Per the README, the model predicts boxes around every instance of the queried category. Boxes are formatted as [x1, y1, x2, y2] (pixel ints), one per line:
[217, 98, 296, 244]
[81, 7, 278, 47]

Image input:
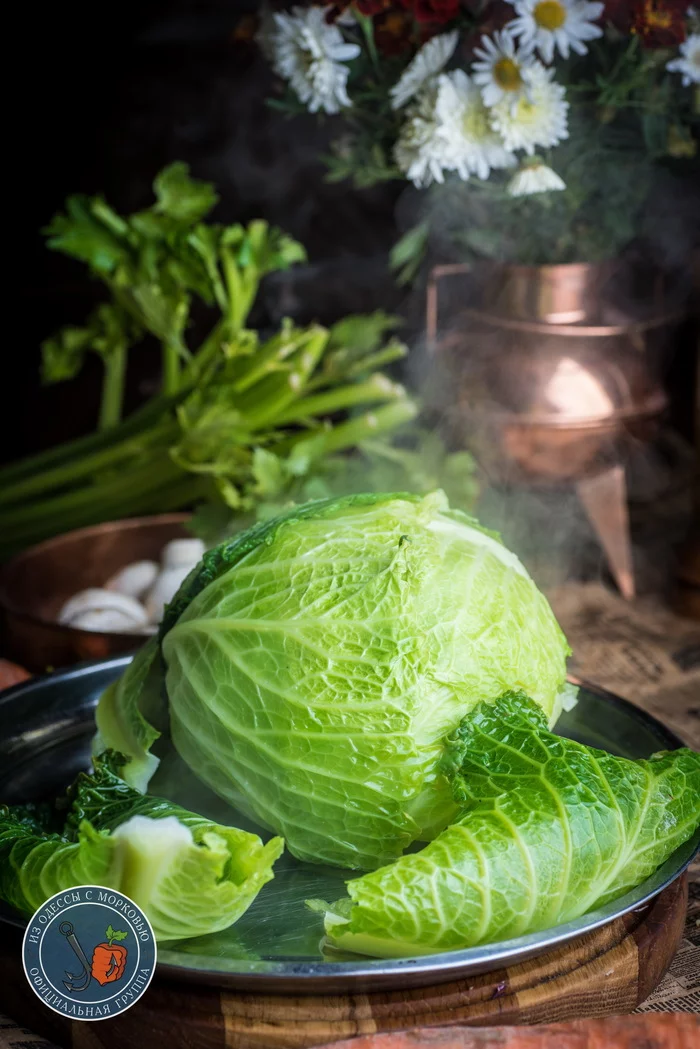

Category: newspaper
[1, 584, 698, 1045]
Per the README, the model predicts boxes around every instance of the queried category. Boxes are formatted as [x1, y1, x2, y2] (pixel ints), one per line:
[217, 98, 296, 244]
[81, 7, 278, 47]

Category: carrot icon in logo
[91, 926, 128, 986]
[58, 922, 129, 991]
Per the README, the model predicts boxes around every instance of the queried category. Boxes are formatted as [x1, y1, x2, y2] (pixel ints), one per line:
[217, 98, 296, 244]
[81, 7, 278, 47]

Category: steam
[397, 189, 697, 596]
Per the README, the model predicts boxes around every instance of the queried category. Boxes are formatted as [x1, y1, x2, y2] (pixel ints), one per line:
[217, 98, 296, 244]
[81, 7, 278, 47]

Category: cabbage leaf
[0, 755, 283, 942]
[323, 691, 700, 956]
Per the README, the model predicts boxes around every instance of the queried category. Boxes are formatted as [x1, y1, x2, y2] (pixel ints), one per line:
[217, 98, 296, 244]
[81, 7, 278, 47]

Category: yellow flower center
[493, 58, 523, 91]
[511, 96, 536, 127]
[641, 1, 672, 30]
[533, 0, 567, 31]
[462, 106, 489, 140]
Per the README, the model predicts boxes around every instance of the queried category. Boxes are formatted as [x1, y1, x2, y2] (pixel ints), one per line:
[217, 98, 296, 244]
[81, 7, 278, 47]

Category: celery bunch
[0, 165, 416, 559]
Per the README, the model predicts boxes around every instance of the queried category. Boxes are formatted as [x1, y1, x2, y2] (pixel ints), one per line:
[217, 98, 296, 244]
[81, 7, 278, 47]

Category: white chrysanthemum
[667, 33, 700, 87]
[390, 31, 459, 110]
[258, 6, 360, 114]
[394, 71, 516, 187]
[507, 160, 566, 196]
[473, 30, 537, 112]
[506, 0, 603, 64]
[490, 62, 569, 154]
[394, 83, 449, 187]
[434, 70, 516, 180]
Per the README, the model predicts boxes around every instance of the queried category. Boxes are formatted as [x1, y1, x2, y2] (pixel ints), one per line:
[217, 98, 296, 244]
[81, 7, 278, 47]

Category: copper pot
[454, 320, 669, 483]
[0, 514, 191, 672]
[483, 262, 613, 324]
[430, 262, 676, 484]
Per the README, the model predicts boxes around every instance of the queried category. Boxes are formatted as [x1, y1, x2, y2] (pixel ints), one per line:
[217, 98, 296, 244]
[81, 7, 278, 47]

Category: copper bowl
[0, 514, 191, 672]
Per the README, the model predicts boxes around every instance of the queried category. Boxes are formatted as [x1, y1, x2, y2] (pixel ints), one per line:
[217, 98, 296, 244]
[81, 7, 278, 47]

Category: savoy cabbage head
[95, 491, 572, 869]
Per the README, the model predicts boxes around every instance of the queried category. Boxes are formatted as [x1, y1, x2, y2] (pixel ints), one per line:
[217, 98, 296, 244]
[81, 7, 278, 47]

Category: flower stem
[356, 13, 379, 76]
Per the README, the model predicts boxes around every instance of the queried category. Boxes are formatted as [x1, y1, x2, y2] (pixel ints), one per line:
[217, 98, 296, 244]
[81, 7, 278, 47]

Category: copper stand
[577, 466, 635, 599]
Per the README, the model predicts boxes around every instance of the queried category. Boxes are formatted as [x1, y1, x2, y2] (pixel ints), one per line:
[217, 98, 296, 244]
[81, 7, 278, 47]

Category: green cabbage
[0, 755, 282, 942]
[95, 491, 572, 869]
[322, 691, 700, 957]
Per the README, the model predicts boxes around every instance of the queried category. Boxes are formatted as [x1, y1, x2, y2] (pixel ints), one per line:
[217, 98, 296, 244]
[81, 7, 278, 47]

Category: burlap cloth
[1, 584, 698, 1046]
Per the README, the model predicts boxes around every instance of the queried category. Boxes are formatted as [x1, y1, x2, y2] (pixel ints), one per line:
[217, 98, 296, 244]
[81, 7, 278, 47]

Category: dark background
[8, 0, 404, 464]
[7, 0, 699, 467]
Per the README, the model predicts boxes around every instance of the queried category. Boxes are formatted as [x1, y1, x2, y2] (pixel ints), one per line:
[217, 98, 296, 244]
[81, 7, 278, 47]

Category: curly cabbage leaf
[322, 691, 700, 956]
[93, 637, 166, 792]
[95, 491, 571, 869]
[0, 755, 283, 942]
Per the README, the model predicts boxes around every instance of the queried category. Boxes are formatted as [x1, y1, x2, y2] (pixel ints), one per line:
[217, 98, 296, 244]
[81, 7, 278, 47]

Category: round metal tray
[1, 656, 697, 994]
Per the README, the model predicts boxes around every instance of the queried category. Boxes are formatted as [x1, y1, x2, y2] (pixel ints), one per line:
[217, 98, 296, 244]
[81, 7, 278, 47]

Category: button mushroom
[58, 588, 149, 632]
[105, 560, 159, 600]
[161, 539, 205, 569]
[143, 539, 205, 625]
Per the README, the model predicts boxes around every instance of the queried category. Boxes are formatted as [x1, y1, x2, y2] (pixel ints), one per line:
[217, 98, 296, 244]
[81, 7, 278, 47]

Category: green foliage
[440, 112, 657, 265]
[43, 164, 307, 404]
[237, 429, 479, 539]
[152, 161, 219, 224]
[389, 222, 430, 287]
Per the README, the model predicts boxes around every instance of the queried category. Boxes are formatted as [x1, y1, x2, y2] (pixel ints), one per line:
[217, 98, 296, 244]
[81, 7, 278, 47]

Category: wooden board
[0, 875, 688, 1049]
[313, 1014, 700, 1049]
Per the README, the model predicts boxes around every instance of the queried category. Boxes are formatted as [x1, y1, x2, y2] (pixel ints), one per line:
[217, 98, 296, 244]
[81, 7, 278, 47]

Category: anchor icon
[59, 921, 93, 992]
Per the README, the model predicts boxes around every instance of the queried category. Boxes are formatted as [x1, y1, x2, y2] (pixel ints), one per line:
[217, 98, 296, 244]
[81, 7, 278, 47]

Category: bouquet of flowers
[258, 2, 699, 271]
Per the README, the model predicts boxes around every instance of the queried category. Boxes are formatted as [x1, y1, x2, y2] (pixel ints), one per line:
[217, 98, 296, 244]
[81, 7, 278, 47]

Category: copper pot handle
[426, 264, 472, 354]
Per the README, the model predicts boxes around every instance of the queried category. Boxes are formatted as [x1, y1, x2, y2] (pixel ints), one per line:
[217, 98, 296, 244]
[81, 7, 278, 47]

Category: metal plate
[1, 656, 698, 994]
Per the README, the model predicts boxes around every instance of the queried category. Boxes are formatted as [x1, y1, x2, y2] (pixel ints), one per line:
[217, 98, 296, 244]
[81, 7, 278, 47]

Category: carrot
[90, 924, 128, 985]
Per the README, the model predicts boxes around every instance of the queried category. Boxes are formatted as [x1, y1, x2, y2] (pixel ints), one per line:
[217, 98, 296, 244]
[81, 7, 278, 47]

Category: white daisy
[434, 71, 516, 180]
[506, 0, 603, 64]
[667, 33, 700, 87]
[258, 6, 360, 114]
[490, 62, 569, 154]
[472, 30, 537, 112]
[390, 31, 459, 110]
[507, 160, 566, 196]
[394, 83, 450, 187]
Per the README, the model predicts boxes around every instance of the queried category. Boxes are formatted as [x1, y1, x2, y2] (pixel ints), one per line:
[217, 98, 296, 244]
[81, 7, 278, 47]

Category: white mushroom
[161, 538, 205, 570]
[144, 565, 196, 625]
[105, 560, 159, 600]
[58, 588, 148, 629]
[67, 608, 151, 634]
